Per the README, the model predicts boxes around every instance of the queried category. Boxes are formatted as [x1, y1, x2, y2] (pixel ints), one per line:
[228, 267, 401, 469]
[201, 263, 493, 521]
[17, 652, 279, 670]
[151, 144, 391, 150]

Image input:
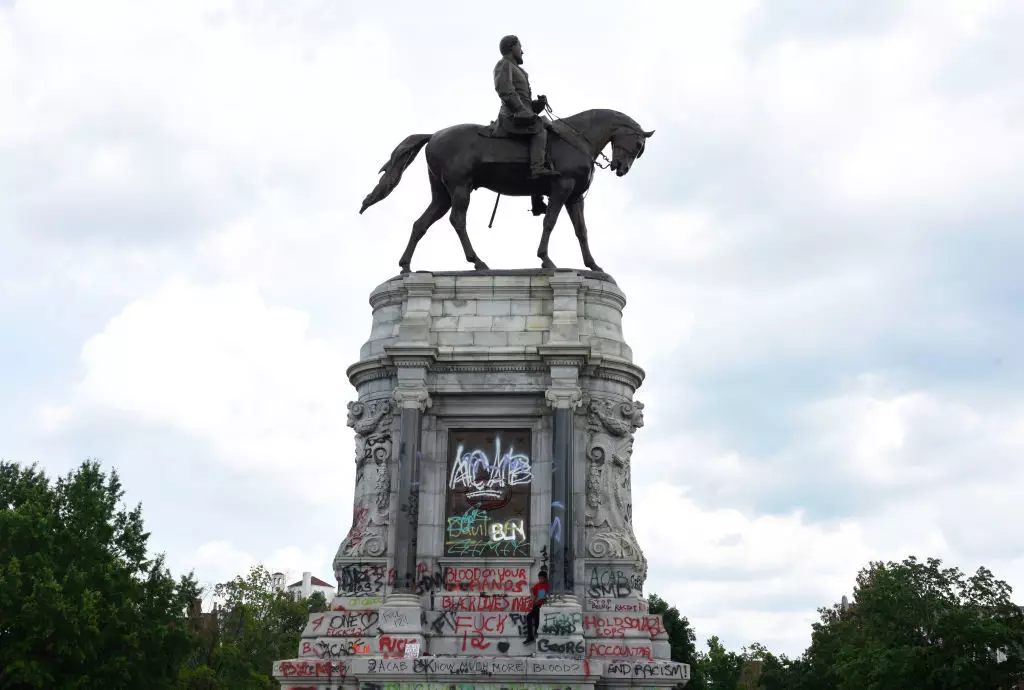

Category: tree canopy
[0, 460, 200, 689]
[180, 564, 328, 689]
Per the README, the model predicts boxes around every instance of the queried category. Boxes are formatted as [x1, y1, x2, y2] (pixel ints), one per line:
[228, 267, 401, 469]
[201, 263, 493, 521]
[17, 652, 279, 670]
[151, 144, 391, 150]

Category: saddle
[476, 119, 580, 165]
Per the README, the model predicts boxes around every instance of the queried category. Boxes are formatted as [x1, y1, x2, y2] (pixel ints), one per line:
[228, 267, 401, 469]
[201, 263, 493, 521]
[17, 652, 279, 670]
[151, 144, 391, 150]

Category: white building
[276, 570, 335, 601]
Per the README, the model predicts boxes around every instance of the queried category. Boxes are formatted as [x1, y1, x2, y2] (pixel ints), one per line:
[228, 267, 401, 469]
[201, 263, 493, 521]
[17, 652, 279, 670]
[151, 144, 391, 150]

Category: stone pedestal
[273, 269, 690, 689]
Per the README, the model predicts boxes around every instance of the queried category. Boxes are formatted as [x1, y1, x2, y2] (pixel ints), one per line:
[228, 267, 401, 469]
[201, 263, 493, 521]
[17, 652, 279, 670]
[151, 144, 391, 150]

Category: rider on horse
[493, 35, 559, 180]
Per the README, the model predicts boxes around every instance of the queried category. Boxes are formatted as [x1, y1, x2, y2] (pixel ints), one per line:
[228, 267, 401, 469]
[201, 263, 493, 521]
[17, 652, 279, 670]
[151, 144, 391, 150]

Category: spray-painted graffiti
[438, 594, 533, 612]
[540, 611, 582, 636]
[336, 561, 445, 596]
[587, 642, 653, 659]
[538, 638, 586, 657]
[444, 566, 529, 593]
[585, 598, 648, 613]
[582, 614, 665, 639]
[448, 438, 533, 500]
[338, 562, 389, 595]
[586, 567, 644, 598]
[445, 429, 532, 558]
[275, 660, 345, 679]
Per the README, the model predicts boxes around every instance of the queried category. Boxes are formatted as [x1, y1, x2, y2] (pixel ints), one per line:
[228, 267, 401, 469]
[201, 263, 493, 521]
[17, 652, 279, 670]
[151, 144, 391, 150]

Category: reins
[543, 104, 612, 170]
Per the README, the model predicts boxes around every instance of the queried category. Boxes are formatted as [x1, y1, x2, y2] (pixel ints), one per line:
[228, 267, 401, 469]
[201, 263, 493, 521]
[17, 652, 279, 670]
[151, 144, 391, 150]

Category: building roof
[287, 575, 334, 588]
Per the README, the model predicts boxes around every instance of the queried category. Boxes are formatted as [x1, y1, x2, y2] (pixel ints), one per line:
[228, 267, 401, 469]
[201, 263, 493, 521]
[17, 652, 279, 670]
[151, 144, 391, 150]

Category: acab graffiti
[445, 429, 533, 558]
[448, 437, 533, 501]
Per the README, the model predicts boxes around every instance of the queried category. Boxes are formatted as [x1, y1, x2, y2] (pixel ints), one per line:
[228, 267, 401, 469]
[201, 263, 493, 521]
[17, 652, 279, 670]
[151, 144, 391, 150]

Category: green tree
[181, 564, 329, 689]
[696, 634, 743, 689]
[741, 642, 808, 690]
[806, 556, 1024, 690]
[0, 459, 200, 689]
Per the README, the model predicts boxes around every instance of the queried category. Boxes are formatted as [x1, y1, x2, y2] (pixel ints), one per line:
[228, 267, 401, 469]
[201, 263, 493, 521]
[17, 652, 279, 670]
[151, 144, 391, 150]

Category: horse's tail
[359, 133, 433, 214]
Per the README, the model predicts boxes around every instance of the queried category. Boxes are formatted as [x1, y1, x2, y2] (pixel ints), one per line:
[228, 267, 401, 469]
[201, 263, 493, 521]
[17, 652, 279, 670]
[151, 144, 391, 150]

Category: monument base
[277, 270, 690, 688]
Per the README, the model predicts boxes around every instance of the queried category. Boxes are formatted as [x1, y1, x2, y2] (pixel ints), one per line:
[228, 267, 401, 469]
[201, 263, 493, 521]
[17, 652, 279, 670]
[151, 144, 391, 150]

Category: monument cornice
[346, 352, 644, 391]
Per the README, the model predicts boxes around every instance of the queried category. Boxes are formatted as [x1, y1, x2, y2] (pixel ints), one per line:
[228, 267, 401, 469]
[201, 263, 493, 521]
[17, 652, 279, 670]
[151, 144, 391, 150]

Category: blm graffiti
[445, 429, 532, 558]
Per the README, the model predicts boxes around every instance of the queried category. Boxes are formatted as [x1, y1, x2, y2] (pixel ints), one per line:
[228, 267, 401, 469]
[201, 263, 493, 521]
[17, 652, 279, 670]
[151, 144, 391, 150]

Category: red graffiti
[583, 615, 665, 639]
[445, 566, 527, 592]
[278, 660, 344, 678]
[345, 507, 371, 551]
[439, 594, 532, 612]
[379, 635, 417, 656]
[589, 643, 653, 659]
[460, 630, 493, 651]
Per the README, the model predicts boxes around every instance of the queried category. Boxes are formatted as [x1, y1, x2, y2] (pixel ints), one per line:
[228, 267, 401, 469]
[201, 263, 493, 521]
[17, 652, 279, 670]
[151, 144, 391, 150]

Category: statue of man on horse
[359, 36, 655, 275]
[492, 34, 558, 180]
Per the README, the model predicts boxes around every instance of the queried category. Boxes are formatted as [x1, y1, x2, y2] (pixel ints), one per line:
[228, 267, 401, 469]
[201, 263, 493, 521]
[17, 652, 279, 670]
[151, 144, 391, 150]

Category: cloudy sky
[3, 0, 1023, 657]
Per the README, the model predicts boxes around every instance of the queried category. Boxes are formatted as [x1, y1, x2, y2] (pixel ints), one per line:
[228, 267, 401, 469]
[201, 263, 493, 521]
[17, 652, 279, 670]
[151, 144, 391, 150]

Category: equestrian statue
[358, 34, 654, 274]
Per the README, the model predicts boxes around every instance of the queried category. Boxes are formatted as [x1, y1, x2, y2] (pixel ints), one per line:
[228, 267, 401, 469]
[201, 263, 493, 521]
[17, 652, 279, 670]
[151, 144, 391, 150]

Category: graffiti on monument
[445, 429, 532, 557]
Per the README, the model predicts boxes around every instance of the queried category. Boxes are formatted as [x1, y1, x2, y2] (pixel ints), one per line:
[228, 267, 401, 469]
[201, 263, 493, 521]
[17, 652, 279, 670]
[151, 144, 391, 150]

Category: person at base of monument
[523, 569, 549, 644]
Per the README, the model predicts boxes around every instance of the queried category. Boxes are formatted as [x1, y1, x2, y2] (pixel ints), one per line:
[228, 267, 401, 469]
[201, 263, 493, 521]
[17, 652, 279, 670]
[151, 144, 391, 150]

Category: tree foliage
[827, 556, 1024, 690]
[180, 564, 329, 689]
[0, 459, 200, 689]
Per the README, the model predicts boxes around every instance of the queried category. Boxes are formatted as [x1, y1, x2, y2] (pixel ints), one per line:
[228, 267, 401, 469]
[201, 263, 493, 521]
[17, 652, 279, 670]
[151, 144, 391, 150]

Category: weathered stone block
[511, 298, 544, 316]
[473, 331, 508, 347]
[491, 315, 527, 331]
[432, 316, 459, 331]
[437, 331, 474, 346]
[477, 299, 512, 316]
[442, 299, 477, 316]
[458, 315, 493, 330]
[508, 331, 543, 346]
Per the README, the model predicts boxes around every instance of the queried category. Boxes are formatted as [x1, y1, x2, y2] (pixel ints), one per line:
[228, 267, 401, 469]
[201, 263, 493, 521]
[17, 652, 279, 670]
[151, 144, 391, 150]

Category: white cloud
[39, 281, 354, 503]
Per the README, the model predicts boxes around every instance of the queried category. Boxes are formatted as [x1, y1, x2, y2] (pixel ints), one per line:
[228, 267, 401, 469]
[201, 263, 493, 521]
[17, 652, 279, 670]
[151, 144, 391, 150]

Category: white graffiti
[449, 437, 533, 500]
[490, 518, 526, 543]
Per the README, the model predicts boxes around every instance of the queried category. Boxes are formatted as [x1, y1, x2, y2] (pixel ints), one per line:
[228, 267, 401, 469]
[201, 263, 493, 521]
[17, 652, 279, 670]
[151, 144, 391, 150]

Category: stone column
[391, 386, 431, 595]
[545, 384, 583, 596]
[378, 271, 435, 652]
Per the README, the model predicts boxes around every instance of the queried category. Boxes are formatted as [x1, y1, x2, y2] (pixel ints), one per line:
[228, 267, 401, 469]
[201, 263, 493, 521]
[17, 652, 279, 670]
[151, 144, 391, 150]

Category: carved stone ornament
[545, 387, 583, 410]
[336, 398, 395, 559]
[584, 398, 646, 563]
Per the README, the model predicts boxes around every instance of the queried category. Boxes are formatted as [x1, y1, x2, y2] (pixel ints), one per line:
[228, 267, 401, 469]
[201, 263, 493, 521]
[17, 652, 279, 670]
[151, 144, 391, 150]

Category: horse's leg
[566, 197, 602, 272]
[536, 179, 575, 269]
[399, 171, 452, 274]
[449, 183, 489, 270]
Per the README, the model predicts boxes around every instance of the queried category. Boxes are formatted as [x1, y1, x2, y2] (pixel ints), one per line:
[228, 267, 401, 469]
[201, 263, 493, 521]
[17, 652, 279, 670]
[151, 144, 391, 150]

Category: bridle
[543, 104, 613, 170]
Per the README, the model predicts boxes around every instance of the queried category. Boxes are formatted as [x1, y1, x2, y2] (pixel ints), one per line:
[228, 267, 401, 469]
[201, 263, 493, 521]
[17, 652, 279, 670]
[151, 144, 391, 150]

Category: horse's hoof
[399, 263, 411, 275]
[472, 260, 490, 271]
[587, 264, 604, 273]
[540, 258, 557, 270]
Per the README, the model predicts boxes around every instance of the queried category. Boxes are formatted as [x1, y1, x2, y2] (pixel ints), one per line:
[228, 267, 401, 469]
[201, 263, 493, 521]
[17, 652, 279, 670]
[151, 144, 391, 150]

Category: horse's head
[608, 127, 655, 177]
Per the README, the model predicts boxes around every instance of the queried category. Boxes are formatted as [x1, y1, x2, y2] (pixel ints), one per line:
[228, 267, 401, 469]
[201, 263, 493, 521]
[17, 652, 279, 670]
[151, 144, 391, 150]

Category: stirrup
[530, 165, 559, 178]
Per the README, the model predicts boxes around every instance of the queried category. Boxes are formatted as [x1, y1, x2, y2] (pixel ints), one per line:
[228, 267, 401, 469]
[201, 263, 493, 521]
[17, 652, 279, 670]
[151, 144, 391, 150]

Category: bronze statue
[359, 36, 654, 275]
[493, 35, 558, 179]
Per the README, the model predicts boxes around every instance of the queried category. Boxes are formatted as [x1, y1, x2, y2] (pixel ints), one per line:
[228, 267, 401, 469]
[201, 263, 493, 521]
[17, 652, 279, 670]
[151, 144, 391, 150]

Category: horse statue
[358, 108, 654, 274]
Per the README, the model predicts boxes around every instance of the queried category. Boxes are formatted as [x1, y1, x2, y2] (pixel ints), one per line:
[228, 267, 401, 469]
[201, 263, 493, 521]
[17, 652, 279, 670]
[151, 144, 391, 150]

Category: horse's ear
[643, 129, 655, 138]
